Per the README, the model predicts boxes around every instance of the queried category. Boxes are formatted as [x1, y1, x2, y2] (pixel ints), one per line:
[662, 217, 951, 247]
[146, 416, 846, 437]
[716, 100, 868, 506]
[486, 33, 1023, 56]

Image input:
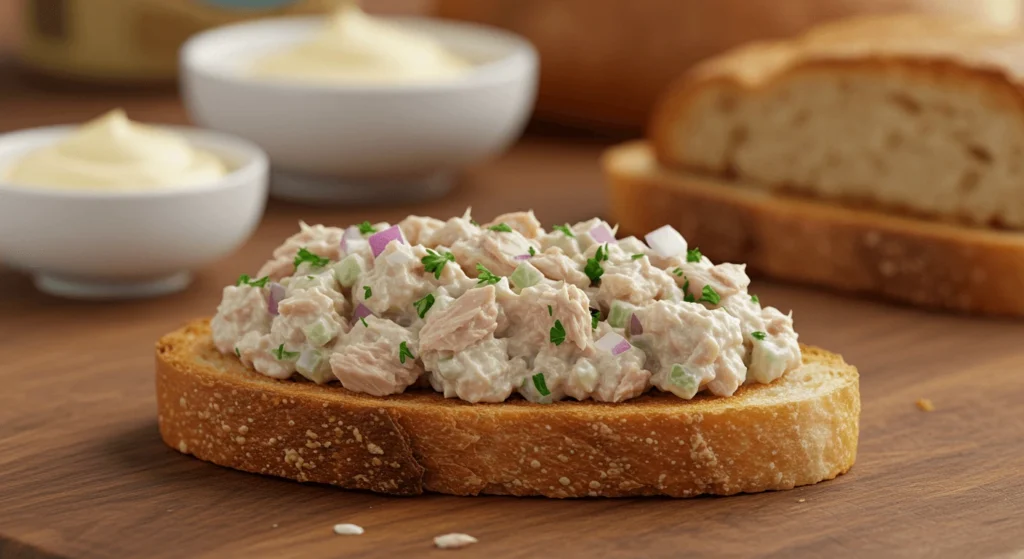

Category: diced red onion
[353, 303, 373, 320]
[514, 254, 532, 261]
[368, 225, 405, 258]
[595, 332, 631, 356]
[589, 223, 617, 244]
[644, 225, 687, 258]
[339, 225, 362, 254]
[268, 282, 285, 316]
[630, 313, 643, 336]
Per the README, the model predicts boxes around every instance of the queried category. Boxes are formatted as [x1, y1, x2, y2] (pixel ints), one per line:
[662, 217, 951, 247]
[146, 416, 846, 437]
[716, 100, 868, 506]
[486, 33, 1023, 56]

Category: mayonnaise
[250, 1, 472, 84]
[5, 109, 228, 191]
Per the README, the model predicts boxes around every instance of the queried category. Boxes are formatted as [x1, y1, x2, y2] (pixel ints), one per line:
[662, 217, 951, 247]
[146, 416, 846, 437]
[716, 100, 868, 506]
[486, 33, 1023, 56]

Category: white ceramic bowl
[0, 125, 268, 299]
[181, 15, 537, 204]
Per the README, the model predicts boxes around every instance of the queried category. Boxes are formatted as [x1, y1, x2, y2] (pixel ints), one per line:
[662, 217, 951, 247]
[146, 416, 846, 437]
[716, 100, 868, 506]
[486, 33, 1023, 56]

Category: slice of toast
[649, 14, 1024, 229]
[156, 320, 859, 498]
[605, 141, 1024, 316]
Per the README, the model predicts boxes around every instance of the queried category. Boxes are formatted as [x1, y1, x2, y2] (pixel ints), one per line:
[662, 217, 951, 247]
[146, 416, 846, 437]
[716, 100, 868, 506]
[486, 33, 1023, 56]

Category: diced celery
[332, 255, 362, 287]
[607, 300, 637, 328]
[303, 319, 334, 347]
[668, 363, 700, 399]
[509, 262, 543, 290]
[296, 350, 331, 383]
[436, 356, 462, 380]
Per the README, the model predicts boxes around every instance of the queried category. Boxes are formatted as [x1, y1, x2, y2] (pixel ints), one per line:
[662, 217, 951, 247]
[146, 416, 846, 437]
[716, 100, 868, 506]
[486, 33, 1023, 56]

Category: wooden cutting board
[1, 89, 1023, 559]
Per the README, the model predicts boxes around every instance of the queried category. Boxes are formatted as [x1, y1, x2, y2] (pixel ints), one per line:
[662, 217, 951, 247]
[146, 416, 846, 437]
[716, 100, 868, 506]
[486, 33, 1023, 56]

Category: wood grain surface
[1, 45, 1024, 559]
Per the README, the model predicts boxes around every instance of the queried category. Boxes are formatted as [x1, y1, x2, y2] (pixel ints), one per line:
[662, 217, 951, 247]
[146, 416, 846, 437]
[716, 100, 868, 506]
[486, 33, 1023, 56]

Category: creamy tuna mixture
[211, 211, 802, 403]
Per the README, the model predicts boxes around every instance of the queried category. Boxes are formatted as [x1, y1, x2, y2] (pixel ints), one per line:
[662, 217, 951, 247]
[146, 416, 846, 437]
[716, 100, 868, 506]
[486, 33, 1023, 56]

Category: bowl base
[270, 170, 455, 205]
[34, 272, 193, 300]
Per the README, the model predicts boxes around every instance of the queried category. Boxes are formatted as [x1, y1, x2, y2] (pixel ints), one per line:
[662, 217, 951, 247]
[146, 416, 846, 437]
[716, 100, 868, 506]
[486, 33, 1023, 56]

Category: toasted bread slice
[155, 320, 859, 498]
[648, 14, 1024, 229]
[605, 141, 1024, 316]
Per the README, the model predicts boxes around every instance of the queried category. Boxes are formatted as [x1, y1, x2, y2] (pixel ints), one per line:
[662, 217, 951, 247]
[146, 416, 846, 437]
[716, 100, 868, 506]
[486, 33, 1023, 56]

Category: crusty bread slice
[649, 14, 1024, 228]
[156, 320, 859, 498]
[605, 141, 1024, 316]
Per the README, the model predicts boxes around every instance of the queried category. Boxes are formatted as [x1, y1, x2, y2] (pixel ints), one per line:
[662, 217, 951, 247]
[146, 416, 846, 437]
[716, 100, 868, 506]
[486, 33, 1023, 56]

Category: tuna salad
[211, 211, 802, 403]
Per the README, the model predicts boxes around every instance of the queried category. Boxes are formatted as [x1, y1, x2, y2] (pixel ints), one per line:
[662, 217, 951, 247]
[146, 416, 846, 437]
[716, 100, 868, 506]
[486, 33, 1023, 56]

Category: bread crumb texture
[434, 533, 478, 549]
[916, 398, 936, 412]
[155, 320, 860, 498]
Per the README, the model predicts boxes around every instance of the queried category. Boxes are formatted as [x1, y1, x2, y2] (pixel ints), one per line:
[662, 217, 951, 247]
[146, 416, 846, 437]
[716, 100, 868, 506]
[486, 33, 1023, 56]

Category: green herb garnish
[359, 317, 368, 328]
[631, 254, 644, 260]
[363, 286, 372, 299]
[488, 223, 513, 233]
[421, 248, 455, 279]
[584, 244, 608, 284]
[590, 308, 600, 329]
[414, 294, 435, 319]
[470, 219, 480, 226]
[686, 248, 703, 263]
[532, 373, 551, 396]
[672, 267, 684, 277]
[358, 221, 377, 235]
[700, 285, 721, 305]
[553, 224, 575, 237]
[682, 279, 696, 303]
[550, 320, 566, 346]
[476, 264, 501, 286]
[236, 274, 270, 287]
[752, 331, 767, 341]
[294, 247, 329, 271]
[398, 341, 415, 364]
[234, 347, 241, 357]
[751, 294, 760, 303]
[528, 246, 537, 256]
[272, 344, 299, 360]
[547, 305, 553, 316]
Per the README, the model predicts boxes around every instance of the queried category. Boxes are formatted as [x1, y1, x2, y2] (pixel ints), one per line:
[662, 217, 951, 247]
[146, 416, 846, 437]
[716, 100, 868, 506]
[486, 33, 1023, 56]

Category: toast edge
[605, 141, 1024, 316]
[155, 320, 859, 498]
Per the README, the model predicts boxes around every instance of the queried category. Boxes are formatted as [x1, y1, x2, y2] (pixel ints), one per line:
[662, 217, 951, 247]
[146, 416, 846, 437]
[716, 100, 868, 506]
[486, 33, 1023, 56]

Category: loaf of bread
[650, 14, 1024, 228]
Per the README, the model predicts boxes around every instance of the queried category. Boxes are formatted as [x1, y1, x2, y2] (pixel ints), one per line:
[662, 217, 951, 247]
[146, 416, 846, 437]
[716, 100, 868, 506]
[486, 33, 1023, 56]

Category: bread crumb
[333, 523, 364, 536]
[367, 443, 384, 455]
[434, 533, 477, 549]
[798, 498, 806, 503]
[916, 398, 935, 412]
[272, 524, 279, 528]
[559, 477, 571, 486]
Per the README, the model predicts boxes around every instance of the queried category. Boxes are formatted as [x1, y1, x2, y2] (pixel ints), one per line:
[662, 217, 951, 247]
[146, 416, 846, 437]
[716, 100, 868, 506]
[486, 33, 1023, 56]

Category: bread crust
[606, 141, 1024, 316]
[156, 320, 859, 498]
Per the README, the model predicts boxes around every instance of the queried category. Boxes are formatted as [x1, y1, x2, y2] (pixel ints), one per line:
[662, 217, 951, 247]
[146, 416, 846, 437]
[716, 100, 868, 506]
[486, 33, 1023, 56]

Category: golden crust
[605, 141, 1024, 316]
[156, 319, 860, 498]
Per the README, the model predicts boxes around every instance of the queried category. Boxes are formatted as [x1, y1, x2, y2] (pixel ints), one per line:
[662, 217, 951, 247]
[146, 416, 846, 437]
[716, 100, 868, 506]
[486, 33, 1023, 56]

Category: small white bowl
[181, 15, 537, 204]
[0, 125, 268, 299]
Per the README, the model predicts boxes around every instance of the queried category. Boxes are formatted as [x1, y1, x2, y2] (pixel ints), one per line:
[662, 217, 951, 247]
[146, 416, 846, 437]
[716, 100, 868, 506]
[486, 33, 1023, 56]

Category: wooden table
[2, 71, 1024, 559]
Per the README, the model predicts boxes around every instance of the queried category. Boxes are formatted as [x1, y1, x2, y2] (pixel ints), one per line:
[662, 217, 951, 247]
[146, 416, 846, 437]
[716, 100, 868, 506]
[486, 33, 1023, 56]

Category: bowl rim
[0, 123, 269, 199]
[180, 14, 539, 94]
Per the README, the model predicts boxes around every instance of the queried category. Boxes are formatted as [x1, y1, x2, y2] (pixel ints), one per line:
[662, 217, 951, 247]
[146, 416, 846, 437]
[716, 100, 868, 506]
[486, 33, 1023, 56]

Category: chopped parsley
[532, 373, 551, 396]
[271, 344, 299, 360]
[751, 294, 760, 303]
[359, 317, 368, 328]
[470, 219, 480, 226]
[751, 331, 767, 341]
[488, 223, 513, 233]
[421, 248, 455, 279]
[307, 275, 315, 280]
[398, 341, 415, 364]
[553, 224, 575, 237]
[590, 308, 600, 329]
[584, 243, 609, 283]
[413, 293, 435, 319]
[550, 320, 566, 346]
[294, 247, 329, 270]
[234, 347, 241, 357]
[363, 286, 372, 299]
[700, 285, 721, 305]
[547, 305, 553, 316]
[476, 264, 501, 286]
[236, 274, 270, 287]
[672, 267, 684, 277]
[682, 279, 696, 303]
[686, 247, 703, 263]
[358, 221, 377, 235]
[631, 254, 644, 260]
[528, 246, 537, 256]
